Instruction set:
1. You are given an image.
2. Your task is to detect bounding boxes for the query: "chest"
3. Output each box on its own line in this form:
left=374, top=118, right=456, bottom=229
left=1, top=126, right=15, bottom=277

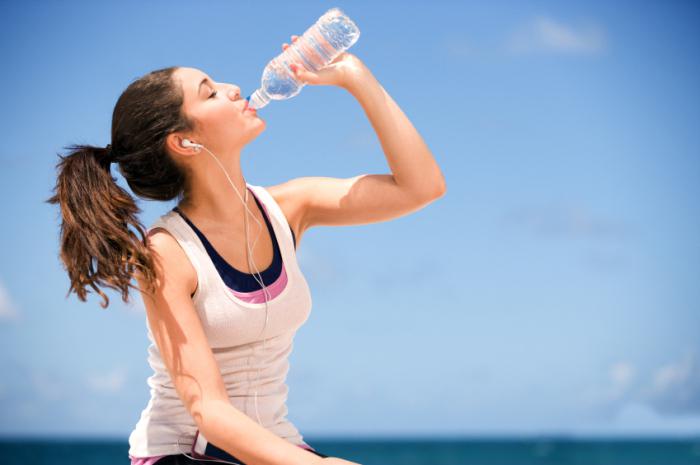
left=184, top=188, right=298, bottom=277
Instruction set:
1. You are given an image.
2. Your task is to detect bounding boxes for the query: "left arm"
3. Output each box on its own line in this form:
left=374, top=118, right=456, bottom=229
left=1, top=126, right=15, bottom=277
left=281, top=51, right=446, bottom=232
left=343, top=57, right=447, bottom=199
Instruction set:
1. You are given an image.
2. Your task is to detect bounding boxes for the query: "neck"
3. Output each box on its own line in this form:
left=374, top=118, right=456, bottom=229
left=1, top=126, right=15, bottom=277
left=177, top=148, right=255, bottom=227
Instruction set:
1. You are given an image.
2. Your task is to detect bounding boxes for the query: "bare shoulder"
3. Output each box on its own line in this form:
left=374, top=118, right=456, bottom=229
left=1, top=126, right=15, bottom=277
left=266, top=180, right=307, bottom=246
left=139, top=227, right=198, bottom=298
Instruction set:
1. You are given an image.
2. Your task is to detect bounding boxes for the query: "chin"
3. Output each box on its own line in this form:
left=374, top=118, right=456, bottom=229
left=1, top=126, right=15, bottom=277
left=253, top=119, right=266, bottom=133
left=244, top=121, right=266, bottom=142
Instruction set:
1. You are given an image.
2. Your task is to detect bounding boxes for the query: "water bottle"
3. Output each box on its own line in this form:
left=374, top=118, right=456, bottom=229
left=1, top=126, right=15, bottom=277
left=246, top=7, right=361, bottom=110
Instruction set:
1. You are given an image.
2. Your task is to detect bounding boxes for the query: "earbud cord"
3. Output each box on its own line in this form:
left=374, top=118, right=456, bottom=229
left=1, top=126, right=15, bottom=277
left=174, top=143, right=271, bottom=463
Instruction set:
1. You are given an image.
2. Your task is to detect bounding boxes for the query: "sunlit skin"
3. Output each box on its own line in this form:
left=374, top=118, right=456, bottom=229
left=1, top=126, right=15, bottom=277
left=144, top=35, right=439, bottom=465
left=164, top=34, right=360, bottom=233
left=165, top=66, right=266, bottom=228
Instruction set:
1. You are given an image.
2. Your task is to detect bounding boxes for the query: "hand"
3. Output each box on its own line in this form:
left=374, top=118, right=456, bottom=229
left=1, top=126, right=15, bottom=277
left=282, top=34, right=367, bottom=90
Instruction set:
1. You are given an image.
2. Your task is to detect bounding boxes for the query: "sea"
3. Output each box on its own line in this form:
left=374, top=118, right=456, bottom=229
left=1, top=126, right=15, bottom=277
left=1, top=436, right=699, bottom=465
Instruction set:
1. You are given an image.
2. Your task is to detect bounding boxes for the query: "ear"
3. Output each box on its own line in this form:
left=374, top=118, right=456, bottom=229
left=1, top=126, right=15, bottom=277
left=166, top=133, right=197, bottom=157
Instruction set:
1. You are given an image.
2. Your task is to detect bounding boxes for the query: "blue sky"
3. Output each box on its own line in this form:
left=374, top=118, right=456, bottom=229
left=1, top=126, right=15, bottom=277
left=1, top=0, right=699, bottom=439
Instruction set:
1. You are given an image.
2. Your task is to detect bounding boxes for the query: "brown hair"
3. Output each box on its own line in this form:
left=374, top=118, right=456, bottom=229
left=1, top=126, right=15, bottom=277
left=46, top=66, right=196, bottom=309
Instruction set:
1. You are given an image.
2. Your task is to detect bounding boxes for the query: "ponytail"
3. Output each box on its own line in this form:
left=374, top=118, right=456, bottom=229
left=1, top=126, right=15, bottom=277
left=46, top=144, right=157, bottom=309
left=47, top=66, right=192, bottom=309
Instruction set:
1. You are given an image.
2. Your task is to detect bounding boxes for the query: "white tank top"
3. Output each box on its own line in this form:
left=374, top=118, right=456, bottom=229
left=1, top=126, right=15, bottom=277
left=128, top=183, right=314, bottom=458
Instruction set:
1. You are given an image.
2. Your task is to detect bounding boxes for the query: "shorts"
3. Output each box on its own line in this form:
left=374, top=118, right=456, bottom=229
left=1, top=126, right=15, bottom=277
left=154, top=444, right=329, bottom=464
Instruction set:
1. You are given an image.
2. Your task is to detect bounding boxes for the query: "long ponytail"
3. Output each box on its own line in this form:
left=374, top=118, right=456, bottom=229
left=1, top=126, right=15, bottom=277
left=46, top=66, right=195, bottom=309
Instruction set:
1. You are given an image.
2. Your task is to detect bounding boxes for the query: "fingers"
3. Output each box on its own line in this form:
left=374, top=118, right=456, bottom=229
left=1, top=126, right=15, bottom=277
left=284, top=35, right=304, bottom=79
left=282, top=35, right=300, bottom=51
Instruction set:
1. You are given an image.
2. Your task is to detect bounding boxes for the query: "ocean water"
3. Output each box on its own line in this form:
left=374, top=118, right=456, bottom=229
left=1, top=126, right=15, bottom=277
left=0, top=437, right=699, bottom=465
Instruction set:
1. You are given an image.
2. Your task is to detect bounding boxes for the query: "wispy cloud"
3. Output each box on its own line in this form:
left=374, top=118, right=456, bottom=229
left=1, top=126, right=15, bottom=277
left=0, top=279, right=20, bottom=321
left=31, top=369, right=70, bottom=402
left=643, top=350, right=700, bottom=415
left=85, top=366, right=128, bottom=394
left=441, top=32, right=478, bottom=59
left=500, top=203, right=633, bottom=242
left=297, top=243, right=347, bottom=288
left=581, top=349, right=700, bottom=421
left=580, top=360, right=638, bottom=418
left=506, top=15, right=606, bottom=55
left=368, top=255, right=449, bottom=293
left=343, top=129, right=377, bottom=149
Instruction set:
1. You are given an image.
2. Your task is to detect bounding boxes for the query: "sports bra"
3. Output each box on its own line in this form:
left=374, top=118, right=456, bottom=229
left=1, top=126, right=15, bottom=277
left=171, top=187, right=296, bottom=297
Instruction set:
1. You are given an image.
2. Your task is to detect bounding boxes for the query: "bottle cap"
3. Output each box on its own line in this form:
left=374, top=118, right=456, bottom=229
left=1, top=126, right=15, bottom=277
left=248, top=88, right=270, bottom=110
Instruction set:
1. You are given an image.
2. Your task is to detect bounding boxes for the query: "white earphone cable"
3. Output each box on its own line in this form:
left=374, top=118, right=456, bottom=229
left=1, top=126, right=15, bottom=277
left=173, top=141, right=273, bottom=461
left=198, top=143, right=271, bottom=427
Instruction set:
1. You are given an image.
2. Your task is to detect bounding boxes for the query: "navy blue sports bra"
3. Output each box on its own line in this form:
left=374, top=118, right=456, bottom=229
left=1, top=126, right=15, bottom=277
left=172, top=189, right=296, bottom=296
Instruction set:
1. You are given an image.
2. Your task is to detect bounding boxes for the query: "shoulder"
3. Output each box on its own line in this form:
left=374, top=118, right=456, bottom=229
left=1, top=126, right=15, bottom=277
left=265, top=180, right=307, bottom=237
left=138, top=224, right=198, bottom=298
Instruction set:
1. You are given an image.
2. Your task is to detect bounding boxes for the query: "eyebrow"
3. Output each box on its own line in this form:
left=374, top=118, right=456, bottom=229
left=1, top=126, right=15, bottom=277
left=197, top=77, right=212, bottom=97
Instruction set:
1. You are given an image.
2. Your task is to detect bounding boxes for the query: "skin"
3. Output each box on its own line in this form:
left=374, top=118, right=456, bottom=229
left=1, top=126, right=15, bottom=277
left=143, top=35, right=439, bottom=465
left=164, top=35, right=364, bottom=268
left=156, top=38, right=365, bottom=465
left=166, top=66, right=267, bottom=228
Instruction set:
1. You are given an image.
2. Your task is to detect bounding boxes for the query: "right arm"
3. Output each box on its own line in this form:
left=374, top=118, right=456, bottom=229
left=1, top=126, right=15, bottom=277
left=137, top=229, right=351, bottom=465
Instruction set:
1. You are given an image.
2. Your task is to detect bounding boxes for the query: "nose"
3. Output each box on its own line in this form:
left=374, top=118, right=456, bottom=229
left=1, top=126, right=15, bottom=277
left=227, top=88, right=240, bottom=100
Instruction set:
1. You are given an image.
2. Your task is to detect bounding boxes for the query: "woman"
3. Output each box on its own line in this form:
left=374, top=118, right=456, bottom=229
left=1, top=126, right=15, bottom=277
left=47, top=35, right=446, bottom=465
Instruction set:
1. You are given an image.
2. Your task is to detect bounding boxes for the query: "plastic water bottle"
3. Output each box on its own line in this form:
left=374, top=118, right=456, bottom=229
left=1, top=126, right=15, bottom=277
left=246, top=7, right=361, bottom=110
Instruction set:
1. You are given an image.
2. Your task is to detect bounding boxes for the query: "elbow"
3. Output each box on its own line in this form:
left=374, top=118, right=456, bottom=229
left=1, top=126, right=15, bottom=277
left=193, top=397, right=231, bottom=435
left=431, top=178, right=447, bottom=199
left=436, top=180, right=447, bottom=197
left=416, top=182, right=446, bottom=203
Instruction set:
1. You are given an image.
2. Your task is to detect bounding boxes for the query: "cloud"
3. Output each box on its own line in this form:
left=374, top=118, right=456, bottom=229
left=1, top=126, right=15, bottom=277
left=296, top=243, right=347, bottom=288
left=643, top=350, right=700, bottom=415
left=575, top=401, right=700, bottom=436
left=610, top=362, right=636, bottom=395
left=580, top=360, right=638, bottom=417
left=500, top=203, right=633, bottom=242
left=343, top=129, right=376, bottom=149
left=0, top=362, right=137, bottom=432
left=85, top=366, right=128, bottom=394
left=368, top=255, right=449, bottom=293
left=0, top=279, right=20, bottom=321
left=441, top=32, right=478, bottom=59
left=506, top=15, right=606, bottom=55
left=31, top=369, right=71, bottom=402
left=581, top=349, right=700, bottom=423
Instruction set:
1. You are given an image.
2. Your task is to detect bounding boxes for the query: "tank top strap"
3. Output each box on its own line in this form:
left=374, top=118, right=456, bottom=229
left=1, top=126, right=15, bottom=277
left=147, top=212, right=211, bottom=300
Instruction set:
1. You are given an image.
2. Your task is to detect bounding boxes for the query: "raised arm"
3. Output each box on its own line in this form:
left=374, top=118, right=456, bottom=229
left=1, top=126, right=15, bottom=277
left=343, top=56, right=446, bottom=199
left=277, top=50, right=446, bottom=233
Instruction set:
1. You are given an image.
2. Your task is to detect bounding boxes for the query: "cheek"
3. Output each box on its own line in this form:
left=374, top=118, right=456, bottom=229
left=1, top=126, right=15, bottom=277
left=212, top=105, right=243, bottom=131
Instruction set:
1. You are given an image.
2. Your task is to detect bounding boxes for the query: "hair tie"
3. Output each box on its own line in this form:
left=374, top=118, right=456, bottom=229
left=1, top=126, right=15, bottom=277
left=104, top=144, right=116, bottom=164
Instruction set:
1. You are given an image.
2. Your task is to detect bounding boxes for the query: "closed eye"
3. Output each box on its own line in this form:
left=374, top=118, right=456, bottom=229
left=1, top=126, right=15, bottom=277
left=209, top=90, right=218, bottom=99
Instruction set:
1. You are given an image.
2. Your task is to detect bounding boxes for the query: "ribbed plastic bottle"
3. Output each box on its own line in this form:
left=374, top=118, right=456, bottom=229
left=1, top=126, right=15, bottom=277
left=246, top=7, right=361, bottom=110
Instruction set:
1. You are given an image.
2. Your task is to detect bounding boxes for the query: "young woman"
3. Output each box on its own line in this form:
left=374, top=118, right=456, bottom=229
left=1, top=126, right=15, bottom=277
left=47, top=35, right=446, bottom=465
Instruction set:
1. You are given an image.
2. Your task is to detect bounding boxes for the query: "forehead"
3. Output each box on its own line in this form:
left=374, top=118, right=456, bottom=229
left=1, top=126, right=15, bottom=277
left=175, top=67, right=209, bottom=100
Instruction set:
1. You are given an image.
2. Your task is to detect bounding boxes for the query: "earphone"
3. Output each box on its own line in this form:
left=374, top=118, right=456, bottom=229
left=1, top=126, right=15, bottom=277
left=174, top=138, right=274, bottom=464
left=181, top=138, right=203, bottom=150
